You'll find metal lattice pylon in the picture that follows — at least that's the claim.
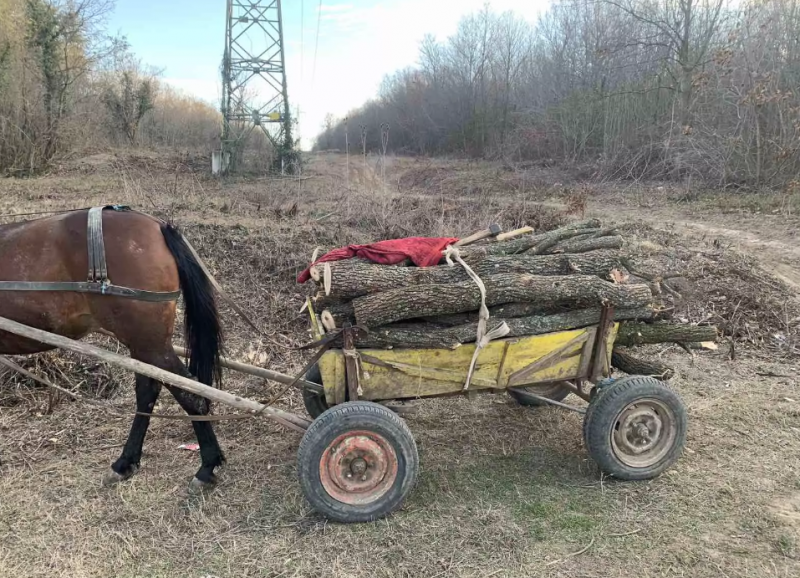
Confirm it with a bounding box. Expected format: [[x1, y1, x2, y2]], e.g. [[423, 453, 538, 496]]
[[221, 0, 292, 171]]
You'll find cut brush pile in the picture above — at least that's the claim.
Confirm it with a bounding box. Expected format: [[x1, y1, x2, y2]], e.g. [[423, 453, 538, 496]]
[[300, 219, 718, 381]]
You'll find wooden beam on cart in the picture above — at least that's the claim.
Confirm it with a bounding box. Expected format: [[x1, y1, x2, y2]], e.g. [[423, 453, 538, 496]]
[[0, 315, 311, 433]]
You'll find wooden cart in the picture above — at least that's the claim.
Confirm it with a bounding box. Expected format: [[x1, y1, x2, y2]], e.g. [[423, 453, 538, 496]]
[[297, 303, 687, 523], [0, 305, 687, 525]]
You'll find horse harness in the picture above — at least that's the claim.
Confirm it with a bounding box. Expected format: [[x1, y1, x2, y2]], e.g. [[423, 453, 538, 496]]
[[0, 205, 181, 302]]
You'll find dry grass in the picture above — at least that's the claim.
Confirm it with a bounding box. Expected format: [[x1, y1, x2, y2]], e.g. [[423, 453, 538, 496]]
[[1, 150, 799, 577]]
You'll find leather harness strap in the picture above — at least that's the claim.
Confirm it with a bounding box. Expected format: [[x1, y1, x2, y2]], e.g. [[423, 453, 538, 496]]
[[0, 205, 181, 302], [0, 280, 181, 301], [87, 206, 109, 282]]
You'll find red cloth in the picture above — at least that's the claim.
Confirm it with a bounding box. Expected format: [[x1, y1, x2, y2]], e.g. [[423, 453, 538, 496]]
[[297, 236, 459, 283]]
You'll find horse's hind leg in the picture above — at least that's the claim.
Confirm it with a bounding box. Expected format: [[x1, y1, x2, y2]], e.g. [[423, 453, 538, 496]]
[[105, 374, 161, 486], [165, 384, 226, 493], [160, 350, 225, 492]]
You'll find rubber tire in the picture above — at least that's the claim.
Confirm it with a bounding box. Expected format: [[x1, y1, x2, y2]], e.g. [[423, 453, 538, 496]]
[[508, 382, 571, 406], [297, 401, 419, 523], [583, 375, 687, 481], [583, 375, 640, 443], [302, 364, 329, 419]]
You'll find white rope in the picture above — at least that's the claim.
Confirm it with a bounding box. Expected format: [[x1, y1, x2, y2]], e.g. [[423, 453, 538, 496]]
[[444, 245, 510, 390], [342, 348, 364, 397]]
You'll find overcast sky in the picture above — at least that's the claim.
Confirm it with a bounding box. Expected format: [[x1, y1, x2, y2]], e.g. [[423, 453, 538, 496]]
[[108, 1, 549, 148]]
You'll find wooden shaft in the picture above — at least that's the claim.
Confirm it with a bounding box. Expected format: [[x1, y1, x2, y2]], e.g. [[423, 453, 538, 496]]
[[0, 316, 311, 432], [173, 346, 324, 395], [495, 226, 534, 242]]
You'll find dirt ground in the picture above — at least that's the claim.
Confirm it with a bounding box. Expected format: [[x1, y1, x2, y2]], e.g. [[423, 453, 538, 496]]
[[0, 151, 799, 577]]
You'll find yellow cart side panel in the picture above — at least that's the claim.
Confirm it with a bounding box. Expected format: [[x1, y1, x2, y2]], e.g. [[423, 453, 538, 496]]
[[319, 350, 346, 405], [501, 328, 588, 385], [316, 323, 620, 403], [356, 341, 507, 400]]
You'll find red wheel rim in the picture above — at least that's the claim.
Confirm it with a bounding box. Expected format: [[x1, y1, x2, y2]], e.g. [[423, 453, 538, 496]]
[[319, 430, 399, 505]]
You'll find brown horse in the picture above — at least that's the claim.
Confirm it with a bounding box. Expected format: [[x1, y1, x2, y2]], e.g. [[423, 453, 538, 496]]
[[0, 209, 224, 491]]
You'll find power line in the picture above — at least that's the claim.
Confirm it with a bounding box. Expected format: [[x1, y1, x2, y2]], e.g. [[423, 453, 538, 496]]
[[311, 0, 323, 89], [298, 0, 304, 126], [300, 0, 304, 87]]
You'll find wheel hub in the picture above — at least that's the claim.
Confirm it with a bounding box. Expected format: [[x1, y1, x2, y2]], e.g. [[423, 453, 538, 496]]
[[319, 430, 398, 505], [611, 399, 676, 468]]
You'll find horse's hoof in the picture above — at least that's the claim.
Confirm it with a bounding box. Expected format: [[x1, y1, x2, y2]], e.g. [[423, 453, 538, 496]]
[[102, 465, 137, 487], [188, 476, 216, 495]]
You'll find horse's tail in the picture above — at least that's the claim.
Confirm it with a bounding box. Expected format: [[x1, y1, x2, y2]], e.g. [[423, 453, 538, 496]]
[[160, 222, 223, 387]]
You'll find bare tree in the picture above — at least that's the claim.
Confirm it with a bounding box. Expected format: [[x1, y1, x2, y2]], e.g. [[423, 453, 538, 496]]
[[313, 0, 799, 189]]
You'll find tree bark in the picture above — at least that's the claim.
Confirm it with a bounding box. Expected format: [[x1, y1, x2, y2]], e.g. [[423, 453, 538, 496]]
[[325, 302, 356, 327], [611, 348, 674, 380], [352, 307, 654, 349], [544, 235, 624, 254], [615, 322, 717, 347], [318, 250, 623, 299], [353, 274, 654, 327], [424, 302, 579, 326], [312, 292, 349, 310]]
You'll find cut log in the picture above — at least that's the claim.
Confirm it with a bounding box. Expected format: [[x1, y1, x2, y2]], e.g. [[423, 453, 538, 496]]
[[615, 322, 717, 347], [611, 348, 674, 380], [325, 302, 356, 327], [458, 219, 601, 258], [491, 302, 566, 318], [525, 228, 601, 255], [544, 235, 624, 255], [352, 307, 654, 349], [317, 250, 624, 299], [424, 303, 575, 326], [353, 274, 654, 328], [312, 292, 347, 310]]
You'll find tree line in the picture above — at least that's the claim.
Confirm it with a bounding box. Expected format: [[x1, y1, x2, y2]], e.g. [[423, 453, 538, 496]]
[[315, 0, 800, 189], [0, 0, 221, 175]]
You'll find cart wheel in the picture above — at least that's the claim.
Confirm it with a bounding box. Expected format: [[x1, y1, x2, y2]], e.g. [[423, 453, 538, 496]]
[[583, 376, 687, 481], [302, 364, 329, 419], [297, 401, 419, 523], [508, 382, 570, 406], [583, 376, 640, 442]]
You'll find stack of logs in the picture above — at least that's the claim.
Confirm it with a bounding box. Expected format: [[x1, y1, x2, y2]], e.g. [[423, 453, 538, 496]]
[[304, 220, 717, 380]]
